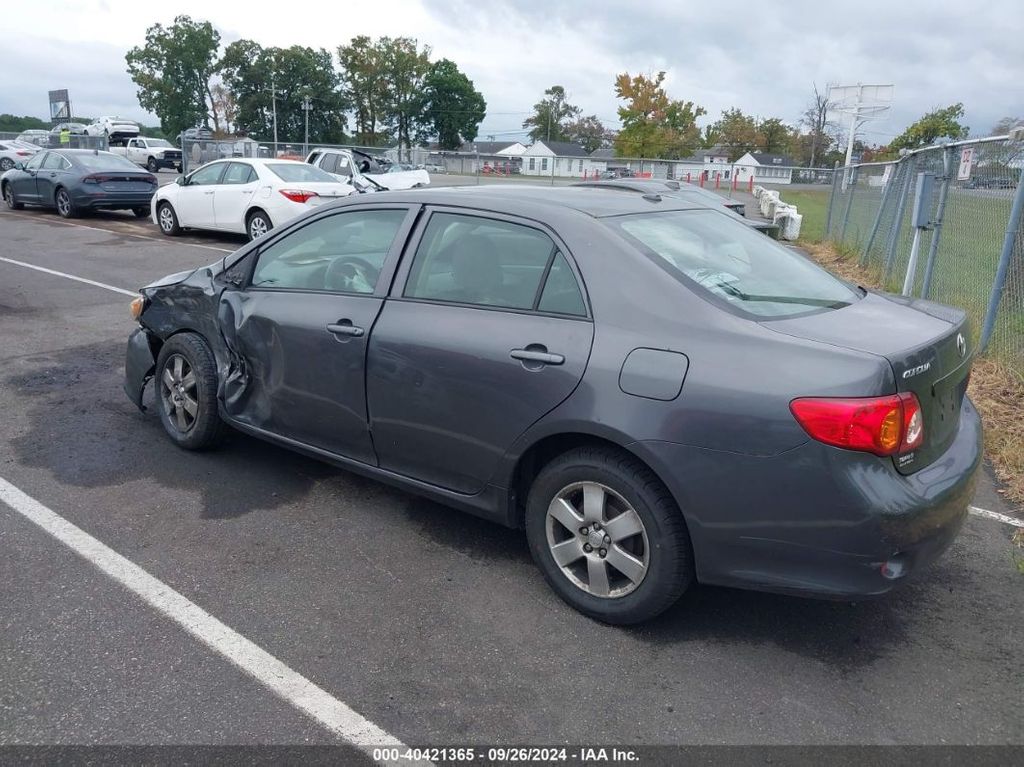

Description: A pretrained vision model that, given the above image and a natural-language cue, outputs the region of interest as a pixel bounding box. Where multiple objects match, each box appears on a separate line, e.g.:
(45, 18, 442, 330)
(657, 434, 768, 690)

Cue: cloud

(0, 0, 1020, 141)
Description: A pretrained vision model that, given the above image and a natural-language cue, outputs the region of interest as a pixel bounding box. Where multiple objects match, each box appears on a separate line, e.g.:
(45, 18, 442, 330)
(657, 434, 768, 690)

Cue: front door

(175, 161, 224, 229)
(367, 210, 594, 494)
(219, 206, 416, 464)
(15, 151, 46, 203)
(213, 162, 258, 233)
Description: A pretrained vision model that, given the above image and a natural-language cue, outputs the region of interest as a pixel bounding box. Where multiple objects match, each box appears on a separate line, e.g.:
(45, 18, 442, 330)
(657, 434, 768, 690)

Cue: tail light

(82, 175, 103, 184)
(790, 393, 924, 456)
(16, 151, 31, 156)
(279, 189, 318, 203)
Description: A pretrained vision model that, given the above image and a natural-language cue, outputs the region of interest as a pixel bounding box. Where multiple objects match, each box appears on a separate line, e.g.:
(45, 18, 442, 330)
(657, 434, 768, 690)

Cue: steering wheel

(324, 255, 380, 292)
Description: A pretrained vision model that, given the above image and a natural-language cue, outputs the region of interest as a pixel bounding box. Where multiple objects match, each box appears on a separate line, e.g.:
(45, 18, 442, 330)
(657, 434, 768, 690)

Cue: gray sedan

(123, 186, 981, 624)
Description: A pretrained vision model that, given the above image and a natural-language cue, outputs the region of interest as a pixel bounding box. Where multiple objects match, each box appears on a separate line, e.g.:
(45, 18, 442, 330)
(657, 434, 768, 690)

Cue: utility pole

(302, 96, 312, 156)
(271, 69, 278, 152)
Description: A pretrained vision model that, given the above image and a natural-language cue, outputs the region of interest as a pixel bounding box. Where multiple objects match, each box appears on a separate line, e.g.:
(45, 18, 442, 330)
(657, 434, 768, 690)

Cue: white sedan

(0, 140, 40, 172)
(152, 158, 355, 240)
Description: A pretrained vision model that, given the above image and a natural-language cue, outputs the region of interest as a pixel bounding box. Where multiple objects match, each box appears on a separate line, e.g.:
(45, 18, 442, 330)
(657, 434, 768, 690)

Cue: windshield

(266, 163, 338, 183)
(74, 152, 142, 171)
(145, 139, 173, 148)
(605, 209, 859, 318)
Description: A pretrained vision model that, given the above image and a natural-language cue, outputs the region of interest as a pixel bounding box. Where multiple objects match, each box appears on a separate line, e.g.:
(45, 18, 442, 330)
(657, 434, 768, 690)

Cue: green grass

(780, 190, 831, 243)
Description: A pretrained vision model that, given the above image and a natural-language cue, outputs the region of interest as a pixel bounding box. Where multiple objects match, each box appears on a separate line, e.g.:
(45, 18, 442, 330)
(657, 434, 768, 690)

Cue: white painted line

(0, 209, 233, 253)
(968, 505, 1024, 528)
(0, 256, 136, 297)
(0, 477, 429, 766)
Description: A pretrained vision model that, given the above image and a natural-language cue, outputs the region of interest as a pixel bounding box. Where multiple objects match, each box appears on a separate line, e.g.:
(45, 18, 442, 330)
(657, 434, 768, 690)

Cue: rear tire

(4, 183, 23, 210)
(55, 187, 77, 218)
(525, 446, 693, 625)
(157, 201, 181, 236)
(0, 158, 13, 172)
(155, 333, 226, 450)
(246, 209, 272, 241)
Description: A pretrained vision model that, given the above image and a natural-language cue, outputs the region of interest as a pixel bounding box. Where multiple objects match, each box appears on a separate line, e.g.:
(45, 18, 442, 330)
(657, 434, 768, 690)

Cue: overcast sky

(1, 0, 1021, 145)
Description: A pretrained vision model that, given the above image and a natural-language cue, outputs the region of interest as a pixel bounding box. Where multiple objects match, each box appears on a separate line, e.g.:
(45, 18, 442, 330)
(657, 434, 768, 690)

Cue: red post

(732, 174, 737, 191)
(686, 172, 691, 183)
(699, 173, 705, 188)
(715, 173, 720, 190)
(748, 176, 754, 193)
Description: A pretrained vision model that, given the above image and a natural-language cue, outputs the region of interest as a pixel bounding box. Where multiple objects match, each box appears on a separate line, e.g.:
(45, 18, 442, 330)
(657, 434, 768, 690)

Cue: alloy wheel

(56, 190, 71, 216)
(545, 481, 650, 598)
(0, 158, 12, 171)
(249, 215, 269, 239)
(160, 354, 199, 433)
(4, 186, 14, 208)
(158, 205, 174, 232)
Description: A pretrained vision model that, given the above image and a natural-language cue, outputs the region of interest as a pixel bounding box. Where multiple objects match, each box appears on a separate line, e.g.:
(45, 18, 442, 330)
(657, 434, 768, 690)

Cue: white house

(521, 140, 589, 177)
(733, 152, 797, 185)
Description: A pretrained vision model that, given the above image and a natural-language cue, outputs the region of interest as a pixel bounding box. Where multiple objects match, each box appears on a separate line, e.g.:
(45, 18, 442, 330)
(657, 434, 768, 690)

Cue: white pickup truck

(305, 148, 430, 191)
(110, 137, 183, 173)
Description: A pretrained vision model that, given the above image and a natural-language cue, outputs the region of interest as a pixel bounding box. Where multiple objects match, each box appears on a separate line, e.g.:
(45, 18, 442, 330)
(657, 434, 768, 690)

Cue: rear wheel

(55, 187, 77, 218)
(157, 201, 180, 235)
(0, 158, 13, 172)
(246, 209, 272, 241)
(155, 333, 226, 450)
(525, 446, 693, 625)
(4, 183, 22, 210)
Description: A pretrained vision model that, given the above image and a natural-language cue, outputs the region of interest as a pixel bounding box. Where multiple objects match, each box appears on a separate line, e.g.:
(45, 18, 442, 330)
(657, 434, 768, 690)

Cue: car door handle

(203, 190, 214, 195)
(510, 348, 564, 365)
(327, 321, 364, 337)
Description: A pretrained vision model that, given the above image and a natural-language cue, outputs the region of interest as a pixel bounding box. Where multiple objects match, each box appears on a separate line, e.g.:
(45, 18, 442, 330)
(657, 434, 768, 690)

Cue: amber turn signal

(129, 296, 145, 320)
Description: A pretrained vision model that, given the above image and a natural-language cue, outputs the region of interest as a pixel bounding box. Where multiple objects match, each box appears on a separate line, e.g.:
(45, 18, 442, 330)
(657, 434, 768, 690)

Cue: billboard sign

(48, 89, 70, 123)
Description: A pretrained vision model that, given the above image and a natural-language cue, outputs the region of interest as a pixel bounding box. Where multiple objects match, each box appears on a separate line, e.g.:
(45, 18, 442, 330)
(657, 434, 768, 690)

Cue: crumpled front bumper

(124, 327, 156, 411)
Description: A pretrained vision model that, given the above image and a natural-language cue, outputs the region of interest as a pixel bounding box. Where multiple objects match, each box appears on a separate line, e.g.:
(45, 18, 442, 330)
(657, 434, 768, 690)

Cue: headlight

(129, 296, 146, 320)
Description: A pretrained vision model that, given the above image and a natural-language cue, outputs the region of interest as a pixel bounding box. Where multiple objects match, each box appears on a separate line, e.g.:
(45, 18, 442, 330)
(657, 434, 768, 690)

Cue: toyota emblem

(956, 333, 966, 358)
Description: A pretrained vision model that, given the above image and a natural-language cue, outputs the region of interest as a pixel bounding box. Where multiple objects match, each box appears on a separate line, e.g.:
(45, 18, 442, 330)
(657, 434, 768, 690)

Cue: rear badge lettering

(901, 362, 931, 379)
(897, 452, 915, 467)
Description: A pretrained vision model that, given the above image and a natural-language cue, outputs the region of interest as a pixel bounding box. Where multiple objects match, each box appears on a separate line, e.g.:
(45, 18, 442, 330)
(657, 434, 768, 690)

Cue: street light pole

(271, 70, 278, 153)
(302, 97, 312, 156)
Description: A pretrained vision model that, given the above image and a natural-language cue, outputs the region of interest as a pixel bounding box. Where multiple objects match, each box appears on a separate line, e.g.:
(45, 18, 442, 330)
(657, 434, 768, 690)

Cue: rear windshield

(74, 152, 142, 171)
(605, 209, 859, 318)
(266, 163, 337, 183)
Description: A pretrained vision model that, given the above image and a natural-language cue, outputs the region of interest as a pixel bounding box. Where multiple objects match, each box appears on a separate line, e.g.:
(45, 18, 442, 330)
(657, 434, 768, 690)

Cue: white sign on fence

(957, 147, 974, 181)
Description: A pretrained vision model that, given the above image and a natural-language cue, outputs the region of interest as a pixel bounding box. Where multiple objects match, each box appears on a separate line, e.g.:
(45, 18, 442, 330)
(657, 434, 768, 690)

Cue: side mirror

(177, 175, 187, 186)
(14, 162, 24, 171)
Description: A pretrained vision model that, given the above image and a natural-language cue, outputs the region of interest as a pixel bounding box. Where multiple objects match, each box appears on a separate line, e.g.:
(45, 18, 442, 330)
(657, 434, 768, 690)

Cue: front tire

(55, 187, 77, 218)
(246, 209, 272, 241)
(4, 183, 23, 210)
(155, 333, 226, 450)
(157, 202, 180, 235)
(147, 157, 159, 173)
(525, 446, 693, 625)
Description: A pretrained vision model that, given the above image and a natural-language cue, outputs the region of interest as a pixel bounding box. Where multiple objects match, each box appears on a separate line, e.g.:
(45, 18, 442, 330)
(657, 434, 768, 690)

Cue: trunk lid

(765, 291, 973, 473)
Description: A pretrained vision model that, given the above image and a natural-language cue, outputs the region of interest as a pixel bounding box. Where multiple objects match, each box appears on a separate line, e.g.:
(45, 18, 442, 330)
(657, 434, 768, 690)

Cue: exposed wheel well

(509, 433, 668, 528)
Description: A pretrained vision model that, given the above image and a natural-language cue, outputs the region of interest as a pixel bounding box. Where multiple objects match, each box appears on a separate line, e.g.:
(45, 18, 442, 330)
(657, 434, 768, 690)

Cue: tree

(125, 15, 220, 139)
(522, 86, 580, 143)
(700, 124, 719, 149)
(889, 103, 969, 153)
(209, 84, 237, 136)
(421, 58, 486, 150)
(992, 116, 1024, 136)
(0, 114, 50, 133)
(712, 108, 758, 160)
(800, 83, 833, 167)
(338, 36, 391, 145)
(613, 71, 705, 159)
(566, 115, 609, 154)
(757, 117, 792, 155)
(221, 41, 347, 143)
(378, 38, 432, 156)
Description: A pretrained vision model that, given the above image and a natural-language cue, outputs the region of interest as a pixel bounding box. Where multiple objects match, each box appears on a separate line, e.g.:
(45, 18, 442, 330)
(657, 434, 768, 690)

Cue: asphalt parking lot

(1, 205, 1022, 754)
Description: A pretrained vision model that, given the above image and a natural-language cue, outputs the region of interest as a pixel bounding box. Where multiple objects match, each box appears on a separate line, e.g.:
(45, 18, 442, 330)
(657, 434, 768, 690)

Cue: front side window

(251, 209, 407, 293)
(404, 212, 585, 315)
(605, 210, 859, 318)
(41, 153, 66, 170)
(25, 152, 45, 170)
(188, 163, 225, 185)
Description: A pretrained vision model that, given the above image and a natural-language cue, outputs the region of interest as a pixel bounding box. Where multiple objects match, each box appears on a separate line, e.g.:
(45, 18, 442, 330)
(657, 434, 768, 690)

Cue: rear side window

(606, 209, 859, 318)
(404, 212, 585, 315)
(266, 163, 337, 183)
(251, 209, 407, 293)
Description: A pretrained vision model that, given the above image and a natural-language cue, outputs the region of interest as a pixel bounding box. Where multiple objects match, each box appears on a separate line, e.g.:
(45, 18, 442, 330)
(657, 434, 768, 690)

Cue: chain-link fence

(825, 135, 1024, 376)
(0, 131, 108, 150)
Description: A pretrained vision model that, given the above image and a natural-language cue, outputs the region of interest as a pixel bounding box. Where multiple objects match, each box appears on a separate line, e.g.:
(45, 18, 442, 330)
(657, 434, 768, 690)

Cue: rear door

(367, 209, 594, 494)
(213, 162, 258, 232)
(219, 205, 417, 464)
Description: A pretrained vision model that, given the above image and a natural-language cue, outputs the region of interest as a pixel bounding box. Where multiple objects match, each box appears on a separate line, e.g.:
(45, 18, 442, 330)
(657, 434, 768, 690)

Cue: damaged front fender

(124, 327, 157, 411)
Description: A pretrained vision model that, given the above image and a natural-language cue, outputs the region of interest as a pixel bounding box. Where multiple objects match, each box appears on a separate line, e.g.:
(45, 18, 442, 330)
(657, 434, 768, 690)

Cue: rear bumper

(633, 396, 983, 599)
(71, 189, 155, 210)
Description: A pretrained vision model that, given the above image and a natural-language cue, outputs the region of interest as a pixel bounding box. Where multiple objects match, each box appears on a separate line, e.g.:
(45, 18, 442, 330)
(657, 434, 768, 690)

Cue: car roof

(354, 184, 709, 219)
